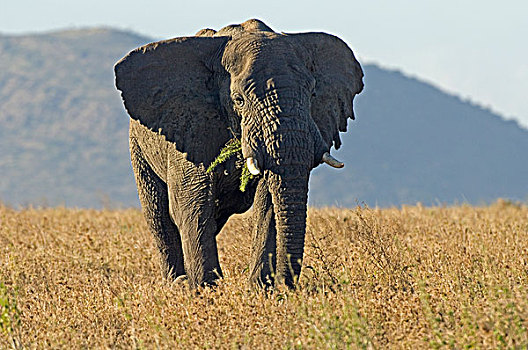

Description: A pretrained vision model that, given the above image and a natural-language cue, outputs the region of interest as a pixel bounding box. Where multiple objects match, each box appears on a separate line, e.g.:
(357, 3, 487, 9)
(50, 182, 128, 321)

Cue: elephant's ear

(115, 36, 230, 165)
(285, 33, 364, 149)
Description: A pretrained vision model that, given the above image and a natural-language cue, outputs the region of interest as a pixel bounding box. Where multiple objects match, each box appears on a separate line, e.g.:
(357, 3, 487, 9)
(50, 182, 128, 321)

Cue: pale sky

(2, 0, 527, 128)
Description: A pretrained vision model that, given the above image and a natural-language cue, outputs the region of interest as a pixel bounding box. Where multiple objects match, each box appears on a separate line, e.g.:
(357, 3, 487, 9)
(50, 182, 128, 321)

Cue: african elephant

(114, 19, 363, 288)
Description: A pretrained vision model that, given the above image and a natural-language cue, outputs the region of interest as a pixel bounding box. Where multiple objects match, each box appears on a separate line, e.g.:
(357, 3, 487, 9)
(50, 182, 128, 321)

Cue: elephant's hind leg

(130, 137, 185, 279)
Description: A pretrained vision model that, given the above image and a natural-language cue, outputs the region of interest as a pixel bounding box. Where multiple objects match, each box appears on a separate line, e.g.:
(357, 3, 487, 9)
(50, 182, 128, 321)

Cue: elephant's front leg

(249, 177, 277, 288)
(130, 134, 185, 280)
(167, 153, 222, 288)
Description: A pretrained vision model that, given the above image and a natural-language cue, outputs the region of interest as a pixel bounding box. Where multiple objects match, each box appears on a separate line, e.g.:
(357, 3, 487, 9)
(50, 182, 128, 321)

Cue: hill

(309, 65, 528, 206)
(0, 28, 148, 207)
(1, 28, 527, 207)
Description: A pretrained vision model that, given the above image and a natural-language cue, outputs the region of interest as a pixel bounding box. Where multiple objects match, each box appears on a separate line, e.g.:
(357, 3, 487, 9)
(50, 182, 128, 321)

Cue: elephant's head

(115, 19, 363, 286)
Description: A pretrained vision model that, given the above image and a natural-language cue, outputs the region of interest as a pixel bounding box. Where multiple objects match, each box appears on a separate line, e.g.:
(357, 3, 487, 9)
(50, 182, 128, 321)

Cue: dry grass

(1, 200, 527, 349)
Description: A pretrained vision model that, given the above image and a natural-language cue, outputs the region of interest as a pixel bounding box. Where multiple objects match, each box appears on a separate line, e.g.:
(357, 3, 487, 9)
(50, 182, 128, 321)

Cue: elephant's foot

(169, 272, 222, 288)
(202, 268, 223, 287)
(174, 274, 188, 285)
(249, 274, 274, 290)
(161, 259, 186, 281)
(183, 266, 223, 288)
(249, 257, 275, 289)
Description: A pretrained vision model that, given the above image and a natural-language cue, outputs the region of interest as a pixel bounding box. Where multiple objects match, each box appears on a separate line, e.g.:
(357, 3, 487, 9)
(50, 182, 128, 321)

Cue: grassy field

(1, 201, 527, 349)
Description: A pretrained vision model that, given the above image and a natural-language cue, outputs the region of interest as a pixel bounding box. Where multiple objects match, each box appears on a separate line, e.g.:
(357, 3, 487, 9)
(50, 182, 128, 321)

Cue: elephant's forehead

(225, 32, 282, 51)
(215, 19, 275, 37)
(222, 34, 293, 71)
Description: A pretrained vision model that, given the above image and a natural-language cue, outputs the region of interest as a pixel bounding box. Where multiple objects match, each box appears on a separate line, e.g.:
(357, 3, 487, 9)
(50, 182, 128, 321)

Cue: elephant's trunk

(267, 167, 309, 287)
(241, 90, 324, 287)
(263, 123, 313, 287)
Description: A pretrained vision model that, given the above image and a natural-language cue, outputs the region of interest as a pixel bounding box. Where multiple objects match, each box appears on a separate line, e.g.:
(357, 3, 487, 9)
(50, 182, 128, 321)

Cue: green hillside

(0, 28, 148, 207)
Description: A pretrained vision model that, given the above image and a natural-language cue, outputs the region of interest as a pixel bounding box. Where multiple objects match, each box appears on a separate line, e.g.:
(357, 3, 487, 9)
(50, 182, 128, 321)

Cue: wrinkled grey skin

(115, 19, 363, 289)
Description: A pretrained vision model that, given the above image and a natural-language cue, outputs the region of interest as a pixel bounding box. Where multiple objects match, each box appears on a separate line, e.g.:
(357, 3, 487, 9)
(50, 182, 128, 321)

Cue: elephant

(114, 19, 363, 289)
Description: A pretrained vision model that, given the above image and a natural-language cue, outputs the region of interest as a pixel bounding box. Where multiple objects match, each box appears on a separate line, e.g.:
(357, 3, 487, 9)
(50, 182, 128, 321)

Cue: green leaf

(207, 138, 255, 192)
(206, 138, 242, 173)
(239, 164, 254, 192)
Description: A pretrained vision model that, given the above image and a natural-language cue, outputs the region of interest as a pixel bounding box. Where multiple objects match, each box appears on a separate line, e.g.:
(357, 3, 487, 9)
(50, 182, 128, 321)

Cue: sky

(2, 0, 527, 128)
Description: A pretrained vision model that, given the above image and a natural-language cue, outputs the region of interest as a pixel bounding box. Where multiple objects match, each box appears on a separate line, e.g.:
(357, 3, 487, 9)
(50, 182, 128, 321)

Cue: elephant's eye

(232, 93, 245, 108)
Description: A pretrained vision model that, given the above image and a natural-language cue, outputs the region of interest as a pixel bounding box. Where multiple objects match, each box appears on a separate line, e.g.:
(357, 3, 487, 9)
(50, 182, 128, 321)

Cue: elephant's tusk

(246, 157, 261, 175)
(322, 152, 344, 168)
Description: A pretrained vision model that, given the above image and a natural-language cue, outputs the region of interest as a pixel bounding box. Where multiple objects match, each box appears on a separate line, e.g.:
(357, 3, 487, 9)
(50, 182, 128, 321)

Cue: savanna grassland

(1, 201, 527, 349)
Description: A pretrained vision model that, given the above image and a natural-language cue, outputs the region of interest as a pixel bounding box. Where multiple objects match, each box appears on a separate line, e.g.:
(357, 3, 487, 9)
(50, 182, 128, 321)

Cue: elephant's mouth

(245, 151, 344, 175)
